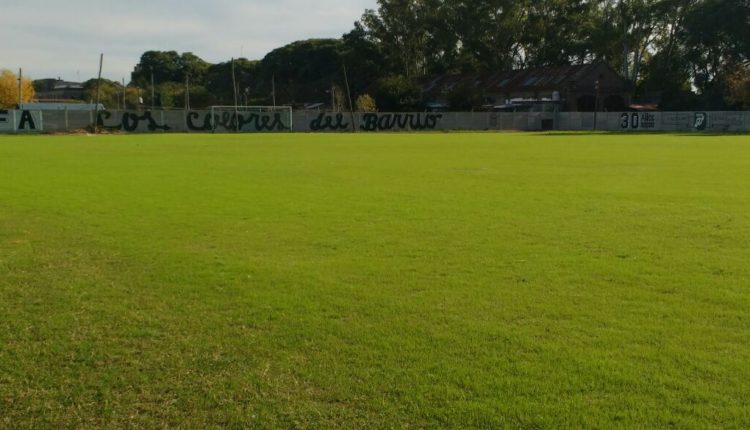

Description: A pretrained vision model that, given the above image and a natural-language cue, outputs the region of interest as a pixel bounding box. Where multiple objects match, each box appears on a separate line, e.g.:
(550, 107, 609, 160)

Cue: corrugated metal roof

(424, 63, 617, 98)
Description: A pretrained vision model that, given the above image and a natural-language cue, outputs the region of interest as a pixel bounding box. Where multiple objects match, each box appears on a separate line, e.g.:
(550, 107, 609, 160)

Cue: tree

(443, 0, 524, 72)
(359, 0, 431, 77)
(445, 81, 485, 111)
(726, 66, 750, 109)
(355, 94, 378, 112)
(204, 59, 259, 106)
(682, 0, 750, 90)
(120, 0, 750, 112)
(340, 24, 385, 93)
(260, 39, 343, 104)
(520, 0, 598, 67)
(131, 51, 210, 88)
(0, 69, 35, 108)
(375, 75, 423, 111)
(331, 84, 349, 112)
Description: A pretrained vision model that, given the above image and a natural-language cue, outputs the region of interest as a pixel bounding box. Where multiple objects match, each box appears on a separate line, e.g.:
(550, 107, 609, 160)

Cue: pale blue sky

(0, 0, 377, 82)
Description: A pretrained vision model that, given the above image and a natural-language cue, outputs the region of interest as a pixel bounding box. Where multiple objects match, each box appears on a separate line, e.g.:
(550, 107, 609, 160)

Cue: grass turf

(0, 132, 749, 428)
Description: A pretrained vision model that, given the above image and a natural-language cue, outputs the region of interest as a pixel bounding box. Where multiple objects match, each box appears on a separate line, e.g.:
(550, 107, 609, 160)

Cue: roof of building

(423, 63, 624, 100)
(19, 103, 103, 111)
(52, 81, 84, 90)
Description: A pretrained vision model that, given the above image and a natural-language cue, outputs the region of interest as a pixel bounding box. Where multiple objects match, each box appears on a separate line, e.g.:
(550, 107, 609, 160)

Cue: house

(423, 63, 630, 112)
(33, 79, 85, 102)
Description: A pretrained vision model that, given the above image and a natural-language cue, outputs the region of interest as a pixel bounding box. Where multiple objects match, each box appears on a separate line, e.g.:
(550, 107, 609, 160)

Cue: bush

(355, 94, 377, 112)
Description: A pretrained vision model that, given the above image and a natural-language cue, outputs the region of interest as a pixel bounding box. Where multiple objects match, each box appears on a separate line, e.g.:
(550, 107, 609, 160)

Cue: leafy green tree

(421, 0, 517, 74)
(445, 81, 485, 111)
(259, 39, 344, 104)
(726, 66, 750, 109)
(360, 0, 431, 77)
(375, 75, 423, 111)
(519, 0, 598, 66)
(81, 78, 123, 109)
(122, 0, 750, 112)
(204, 59, 259, 106)
(340, 24, 385, 93)
(682, 0, 750, 91)
(131, 51, 210, 88)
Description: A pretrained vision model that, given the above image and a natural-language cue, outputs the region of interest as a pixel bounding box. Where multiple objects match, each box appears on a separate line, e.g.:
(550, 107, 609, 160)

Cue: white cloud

(0, 0, 375, 81)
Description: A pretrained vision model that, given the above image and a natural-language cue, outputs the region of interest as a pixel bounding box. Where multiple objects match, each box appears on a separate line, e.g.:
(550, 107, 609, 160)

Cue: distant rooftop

(424, 63, 625, 97)
(52, 81, 84, 90)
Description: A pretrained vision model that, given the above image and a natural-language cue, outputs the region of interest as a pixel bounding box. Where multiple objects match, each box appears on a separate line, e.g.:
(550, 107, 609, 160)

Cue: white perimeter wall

(1, 109, 749, 133)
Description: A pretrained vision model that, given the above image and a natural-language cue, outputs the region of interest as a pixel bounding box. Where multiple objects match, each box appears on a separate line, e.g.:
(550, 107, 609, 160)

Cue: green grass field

(1, 132, 749, 429)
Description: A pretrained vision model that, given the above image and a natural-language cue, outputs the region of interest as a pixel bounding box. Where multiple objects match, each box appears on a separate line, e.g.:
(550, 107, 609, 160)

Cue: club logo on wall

(694, 112, 707, 131)
(620, 112, 656, 130)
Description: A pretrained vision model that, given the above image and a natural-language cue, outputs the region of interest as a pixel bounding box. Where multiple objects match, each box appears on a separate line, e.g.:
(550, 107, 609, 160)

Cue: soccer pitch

(1, 132, 749, 428)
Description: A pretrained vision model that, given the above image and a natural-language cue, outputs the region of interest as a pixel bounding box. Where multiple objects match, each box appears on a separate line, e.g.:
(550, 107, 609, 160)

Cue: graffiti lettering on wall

(310, 113, 350, 131)
(0, 109, 41, 131)
(361, 113, 443, 131)
(97, 111, 171, 132)
(0, 110, 38, 131)
(18, 111, 37, 130)
(0, 110, 8, 132)
(620, 112, 657, 130)
(308, 113, 443, 131)
(187, 111, 289, 132)
(97, 111, 289, 132)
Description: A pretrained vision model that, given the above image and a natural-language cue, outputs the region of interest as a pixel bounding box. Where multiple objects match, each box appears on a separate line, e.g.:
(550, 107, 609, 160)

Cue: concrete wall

(1, 109, 749, 133)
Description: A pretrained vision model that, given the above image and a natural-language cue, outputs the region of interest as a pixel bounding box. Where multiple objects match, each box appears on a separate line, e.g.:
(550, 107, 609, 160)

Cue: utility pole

(272, 73, 277, 108)
(331, 83, 336, 112)
(342, 64, 356, 132)
(122, 78, 127, 110)
(150, 68, 155, 110)
(185, 74, 190, 111)
(17, 68, 22, 107)
(94, 54, 104, 133)
(231, 58, 239, 132)
(594, 80, 600, 131)
(620, 0, 629, 80)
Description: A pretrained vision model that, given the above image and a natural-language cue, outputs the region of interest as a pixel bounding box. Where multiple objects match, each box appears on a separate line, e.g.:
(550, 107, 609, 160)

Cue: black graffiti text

(187, 111, 288, 132)
(310, 113, 350, 131)
(360, 113, 443, 131)
(97, 111, 171, 132)
(18, 110, 37, 130)
(211, 112, 288, 132)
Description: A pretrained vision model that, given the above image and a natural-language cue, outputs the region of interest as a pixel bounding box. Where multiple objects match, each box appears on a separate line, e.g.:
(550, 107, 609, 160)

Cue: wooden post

(342, 64, 356, 132)
(151, 69, 155, 110)
(231, 58, 239, 132)
(185, 74, 190, 111)
(94, 54, 103, 133)
(17, 68, 22, 107)
(272, 73, 277, 107)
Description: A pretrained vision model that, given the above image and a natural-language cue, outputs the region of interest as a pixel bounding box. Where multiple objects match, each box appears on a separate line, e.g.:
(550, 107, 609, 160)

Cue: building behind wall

(33, 79, 85, 102)
(423, 63, 630, 112)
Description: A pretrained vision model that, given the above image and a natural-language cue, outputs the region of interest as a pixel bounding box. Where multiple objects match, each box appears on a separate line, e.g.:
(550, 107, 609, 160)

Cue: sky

(0, 0, 377, 82)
